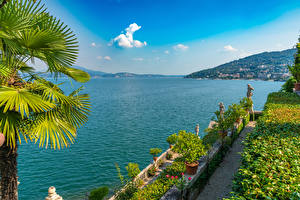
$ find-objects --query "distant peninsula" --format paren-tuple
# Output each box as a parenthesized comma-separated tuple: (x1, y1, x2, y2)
(185, 48, 296, 81)
(73, 67, 184, 78)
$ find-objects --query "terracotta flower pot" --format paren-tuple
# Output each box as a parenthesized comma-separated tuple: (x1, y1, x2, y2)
(185, 161, 199, 175)
(153, 157, 158, 162)
(295, 83, 300, 91)
(0, 133, 5, 147)
(169, 144, 173, 149)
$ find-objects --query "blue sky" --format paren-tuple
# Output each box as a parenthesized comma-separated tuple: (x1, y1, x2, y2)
(44, 0, 300, 75)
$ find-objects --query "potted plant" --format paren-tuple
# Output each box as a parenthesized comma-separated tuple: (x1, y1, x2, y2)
(147, 165, 156, 177)
(166, 133, 177, 148)
(149, 148, 162, 162)
(288, 39, 300, 91)
(173, 131, 206, 175)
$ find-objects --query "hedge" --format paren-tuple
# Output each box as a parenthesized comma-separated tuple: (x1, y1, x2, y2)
(226, 92, 300, 200)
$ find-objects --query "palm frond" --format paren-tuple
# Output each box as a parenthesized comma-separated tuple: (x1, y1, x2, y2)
(0, 86, 55, 118)
(26, 110, 77, 149)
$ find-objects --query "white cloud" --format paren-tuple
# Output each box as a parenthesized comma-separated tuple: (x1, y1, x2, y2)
(91, 42, 97, 47)
(96, 56, 102, 60)
(112, 23, 147, 48)
(132, 57, 144, 61)
(173, 44, 189, 51)
(223, 45, 238, 52)
(104, 56, 112, 61)
(164, 50, 170, 54)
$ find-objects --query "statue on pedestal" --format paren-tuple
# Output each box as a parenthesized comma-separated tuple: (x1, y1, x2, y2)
(219, 102, 225, 120)
(195, 124, 199, 137)
(45, 187, 63, 200)
(247, 84, 254, 100)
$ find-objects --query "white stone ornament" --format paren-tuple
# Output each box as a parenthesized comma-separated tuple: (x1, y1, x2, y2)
(45, 186, 63, 200)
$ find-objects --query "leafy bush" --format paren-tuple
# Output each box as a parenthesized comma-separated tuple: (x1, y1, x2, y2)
(89, 186, 109, 200)
(125, 163, 141, 179)
(239, 97, 253, 111)
(115, 181, 138, 200)
(149, 148, 162, 157)
(202, 128, 219, 148)
(226, 92, 300, 200)
(281, 76, 297, 92)
(172, 130, 206, 164)
(166, 133, 177, 145)
(288, 39, 300, 82)
(132, 158, 185, 200)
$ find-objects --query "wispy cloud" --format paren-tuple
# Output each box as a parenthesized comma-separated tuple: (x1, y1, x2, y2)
(111, 23, 147, 48)
(173, 44, 188, 51)
(164, 50, 170, 54)
(104, 56, 112, 61)
(96, 56, 102, 60)
(91, 42, 96, 47)
(223, 45, 238, 52)
(132, 57, 144, 61)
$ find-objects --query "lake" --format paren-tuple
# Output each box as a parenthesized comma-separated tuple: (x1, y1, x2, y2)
(17, 78, 282, 199)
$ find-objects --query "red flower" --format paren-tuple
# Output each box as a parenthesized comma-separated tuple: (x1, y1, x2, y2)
(175, 176, 178, 179)
(166, 175, 170, 178)
(181, 172, 184, 176)
(188, 177, 192, 181)
(171, 176, 174, 179)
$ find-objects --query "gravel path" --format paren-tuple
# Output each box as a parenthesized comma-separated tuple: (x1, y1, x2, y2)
(196, 121, 256, 200)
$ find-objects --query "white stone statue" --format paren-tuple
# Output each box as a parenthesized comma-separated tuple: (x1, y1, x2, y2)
(247, 84, 254, 99)
(195, 124, 199, 137)
(219, 102, 225, 119)
(45, 187, 63, 200)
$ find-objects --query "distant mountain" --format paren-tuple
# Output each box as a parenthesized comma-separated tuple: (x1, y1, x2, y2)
(74, 66, 183, 78)
(185, 48, 296, 81)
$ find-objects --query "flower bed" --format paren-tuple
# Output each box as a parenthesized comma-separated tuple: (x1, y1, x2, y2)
(225, 92, 300, 199)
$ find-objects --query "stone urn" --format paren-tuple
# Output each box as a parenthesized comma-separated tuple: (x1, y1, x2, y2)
(45, 186, 63, 200)
(0, 133, 5, 147)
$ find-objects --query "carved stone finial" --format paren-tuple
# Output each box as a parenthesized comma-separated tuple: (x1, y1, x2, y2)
(247, 84, 254, 99)
(45, 186, 63, 200)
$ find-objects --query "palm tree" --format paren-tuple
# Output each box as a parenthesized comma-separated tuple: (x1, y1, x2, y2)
(0, 1, 91, 199)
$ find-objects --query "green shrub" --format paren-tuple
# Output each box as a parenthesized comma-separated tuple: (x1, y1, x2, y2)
(115, 181, 138, 200)
(89, 186, 109, 200)
(172, 130, 206, 164)
(239, 97, 252, 111)
(166, 133, 177, 145)
(202, 128, 219, 148)
(281, 76, 297, 92)
(125, 163, 141, 179)
(149, 148, 162, 157)
(226, 92, 300, 200)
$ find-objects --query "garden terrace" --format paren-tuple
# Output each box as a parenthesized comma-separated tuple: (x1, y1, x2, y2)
(225, 92, 300, 199)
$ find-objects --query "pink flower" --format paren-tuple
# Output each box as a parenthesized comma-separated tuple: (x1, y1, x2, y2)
(181, 172, 184, 176)
(166, 175, 170, 178)
(188, 177, 192, 181)
(175, 176, 178, 179)
(171, 176, 174, 179)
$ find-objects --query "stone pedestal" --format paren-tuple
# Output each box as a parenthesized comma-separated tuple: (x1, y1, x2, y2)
(45, 187, 63, 200)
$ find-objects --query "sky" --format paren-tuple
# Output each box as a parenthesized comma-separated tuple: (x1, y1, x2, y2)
(43, 0, 300, 75)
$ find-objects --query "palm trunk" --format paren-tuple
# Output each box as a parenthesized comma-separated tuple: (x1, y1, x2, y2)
(0, 143, 18, 200)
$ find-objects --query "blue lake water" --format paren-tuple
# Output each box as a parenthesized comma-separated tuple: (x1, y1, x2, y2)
(17, 78, 282, 200)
